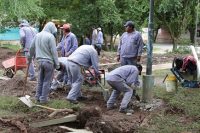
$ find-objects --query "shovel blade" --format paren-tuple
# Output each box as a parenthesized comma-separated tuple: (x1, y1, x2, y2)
(103, 89, 110, 102)
(18, 95, 34, 108)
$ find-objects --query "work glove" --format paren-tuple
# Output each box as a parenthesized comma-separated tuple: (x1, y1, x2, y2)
(130, 83, 140, 90)
(56, 62, 65, 71)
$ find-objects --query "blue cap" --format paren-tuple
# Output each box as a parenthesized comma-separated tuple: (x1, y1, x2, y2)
(124, 21, 134, 27)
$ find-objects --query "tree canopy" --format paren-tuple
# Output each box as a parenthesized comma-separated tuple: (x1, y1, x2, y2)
(0, 0, 199, 50)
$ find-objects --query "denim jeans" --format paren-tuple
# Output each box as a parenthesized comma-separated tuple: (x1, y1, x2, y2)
(36, 61, 54, 103)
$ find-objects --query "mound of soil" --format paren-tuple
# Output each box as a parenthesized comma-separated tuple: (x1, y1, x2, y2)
(0, 118, 27, 133)
(77, 107, 102, 127)
(0, 75, 36, 96)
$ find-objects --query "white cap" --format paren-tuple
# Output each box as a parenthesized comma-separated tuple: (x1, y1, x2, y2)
(97, 27, 101, 31)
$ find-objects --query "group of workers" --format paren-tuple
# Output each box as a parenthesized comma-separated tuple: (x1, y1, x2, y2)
(19, 19, 144, 114)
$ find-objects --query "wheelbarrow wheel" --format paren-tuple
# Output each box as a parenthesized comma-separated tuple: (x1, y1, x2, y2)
(5, 68, 14, 78)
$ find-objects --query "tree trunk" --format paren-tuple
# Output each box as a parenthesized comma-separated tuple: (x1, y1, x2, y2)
(188, 26, 195, 44)
(154, 26, 160, 42)
(103, 35, 108, 51)
(172, 38, 177, 52)
(39, 18, 46, 32)
(113, 35, 118, 50)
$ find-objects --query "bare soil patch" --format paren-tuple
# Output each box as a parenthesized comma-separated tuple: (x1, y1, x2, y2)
(0, 48, 190, 132)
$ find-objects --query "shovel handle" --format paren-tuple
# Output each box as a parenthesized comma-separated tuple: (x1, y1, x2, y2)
(23, 63, 30, 95)
(35, 105, 57, 111)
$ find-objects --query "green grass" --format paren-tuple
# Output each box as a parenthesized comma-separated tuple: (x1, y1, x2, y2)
(139, 85, 200, 132)
(135, 69, 200, 132)
(153, 69, 171, 77)
(0, 96, 81, 117)
(0, 44, 21, 51)
(47, 99, 81, 111)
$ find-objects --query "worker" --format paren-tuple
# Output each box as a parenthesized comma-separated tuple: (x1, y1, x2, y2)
(51, 57, 69, 90)
(19, 19, 37, 81)
(28, 22, 60, 104)
(174, 55, 196, 75)
(117, 20, 144, 66)
(57, 23, 78, 57)
(56, 23, 78, 86)
(106, 64, 142, 114)
(65, 45, 99, 104)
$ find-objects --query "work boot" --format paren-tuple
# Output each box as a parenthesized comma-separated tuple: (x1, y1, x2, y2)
(29, 77, 37, 81)
(66, 99, 79, 104)
(119, 108, 134, 114)
(77, 96, 88, 101)
(107, 104, 117, 110)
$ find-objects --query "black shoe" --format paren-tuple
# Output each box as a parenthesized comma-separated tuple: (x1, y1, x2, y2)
(107, 105, 117, 110)
(119, 108, 134, 114)
(67, 99, 79, 104)
(77, 96, 88, 101)
(135, 94, 140, 101)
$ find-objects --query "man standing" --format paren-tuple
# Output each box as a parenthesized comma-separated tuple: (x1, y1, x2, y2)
(19, 20, 37, 81)
(57, 23, 78, 57)
(65, 45, 99, 104)
(117, 21, 144, 66)
(96, 27, 103, 55)
(56, 23, 78, 86)
(91, 28, 98, 46)
(28, 22, 60, 104)
(106, 65, 142, 114)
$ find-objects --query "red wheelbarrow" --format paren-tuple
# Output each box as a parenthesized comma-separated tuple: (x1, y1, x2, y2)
(2, 49, 27, 78)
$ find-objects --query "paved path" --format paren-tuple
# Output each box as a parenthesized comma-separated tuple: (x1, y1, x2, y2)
(142, 63, 171, 73)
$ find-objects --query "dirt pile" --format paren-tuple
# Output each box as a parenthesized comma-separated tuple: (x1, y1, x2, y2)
(77, 106, 102, 127)
(0, 75, 36, 96)
(0, 118, 27, 133)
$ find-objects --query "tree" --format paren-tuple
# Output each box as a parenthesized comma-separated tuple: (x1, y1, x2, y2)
(0, 0, 44, 28)
(155, 0, 196, 51)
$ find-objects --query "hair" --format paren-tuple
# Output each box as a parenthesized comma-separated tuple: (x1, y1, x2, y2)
(136, 64, 142, 75)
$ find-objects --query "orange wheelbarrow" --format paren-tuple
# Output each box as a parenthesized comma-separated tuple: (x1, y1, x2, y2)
(2, 49, 27, 78)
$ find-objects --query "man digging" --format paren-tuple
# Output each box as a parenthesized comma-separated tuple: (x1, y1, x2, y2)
(106, 64, 142, 114)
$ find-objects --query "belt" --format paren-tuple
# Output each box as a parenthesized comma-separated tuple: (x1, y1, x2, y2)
(68, 60, 81, 66)
(68, 60, 84, 74)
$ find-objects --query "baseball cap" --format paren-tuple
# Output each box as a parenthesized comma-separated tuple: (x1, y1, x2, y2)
(97, 27, 101, 31)
(19, 19, 29, 27)
(60, 23, 71, 29)
(124, 21, 134, 27)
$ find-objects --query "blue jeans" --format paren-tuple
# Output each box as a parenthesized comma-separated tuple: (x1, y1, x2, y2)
(36, 61, 54, 103)
(121, 57, 137, 66)
(107, 80, 133, 109)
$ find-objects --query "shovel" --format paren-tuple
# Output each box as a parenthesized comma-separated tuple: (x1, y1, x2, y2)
(19, 95, 57, 110)
(86, 69, 110, 101)
(18, 95, 73, 113)
(23, 63, 30, 96)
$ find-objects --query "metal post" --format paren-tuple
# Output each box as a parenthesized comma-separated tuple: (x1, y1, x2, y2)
(142, 0, 154, 103)
(146, 0, 154, 75)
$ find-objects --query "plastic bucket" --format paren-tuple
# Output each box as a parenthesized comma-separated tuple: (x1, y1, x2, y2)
(165, 75, 177, 92)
